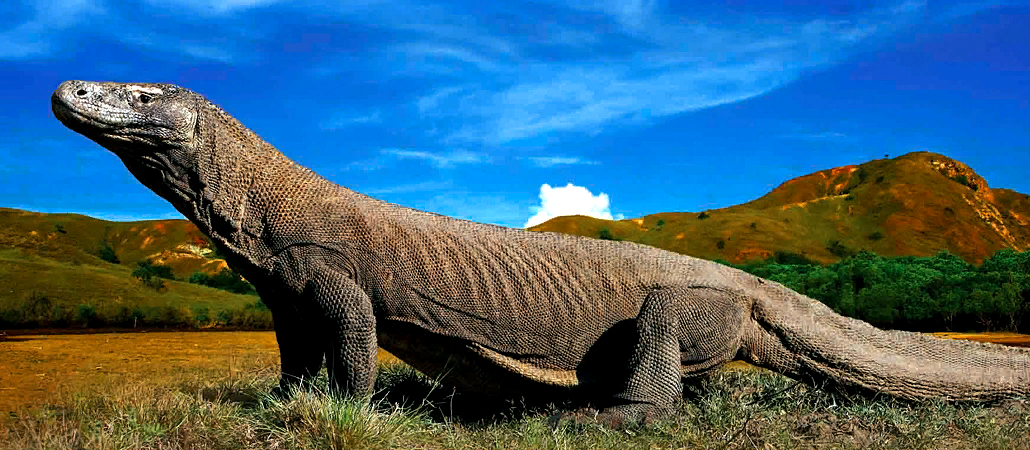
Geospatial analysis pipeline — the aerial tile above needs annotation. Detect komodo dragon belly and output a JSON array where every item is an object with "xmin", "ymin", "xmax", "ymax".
[{"xmin": 377, "ymin": 320, "xmax": 583, "ymax": 397}]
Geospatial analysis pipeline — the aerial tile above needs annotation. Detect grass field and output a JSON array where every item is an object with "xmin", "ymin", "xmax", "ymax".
[{"xmin": 2, "ymin": 331, "xmax": 1028, "ymax": 449}]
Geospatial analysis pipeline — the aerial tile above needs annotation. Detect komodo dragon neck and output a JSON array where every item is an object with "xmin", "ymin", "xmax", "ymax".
[{"xmin": 50, "ymin": 80, "xmax": 366, "ymax": 269}]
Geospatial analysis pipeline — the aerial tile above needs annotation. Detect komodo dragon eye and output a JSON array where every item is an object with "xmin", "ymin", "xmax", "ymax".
[{"xmin": 138, "ymin": 93, "xmax": 153, "ymax": 104}]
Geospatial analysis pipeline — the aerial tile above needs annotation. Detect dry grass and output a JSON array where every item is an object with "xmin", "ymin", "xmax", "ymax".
[
  {"xmin": 2, "ymin": 364, "xmax": 1028, "ymax": 450},
  {"xmin": 3, "ymin": 331, "xmax": 1029, "ymax": 449}
]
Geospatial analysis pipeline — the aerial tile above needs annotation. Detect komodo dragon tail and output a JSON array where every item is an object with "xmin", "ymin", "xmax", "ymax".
[{"xmin": 740, "ymin": 281, "xmax": 1030, "ymax": 401}]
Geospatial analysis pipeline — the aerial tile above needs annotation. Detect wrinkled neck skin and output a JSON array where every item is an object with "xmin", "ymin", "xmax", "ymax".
[{"xmin": 122, "ymin": 109, "xmax": 323, "ymax": 270}]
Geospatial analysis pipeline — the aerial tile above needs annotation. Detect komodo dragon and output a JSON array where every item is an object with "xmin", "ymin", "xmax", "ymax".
[{"xmin": 51, "ymin": 80, "xmax": 1030, "ymax": 426}]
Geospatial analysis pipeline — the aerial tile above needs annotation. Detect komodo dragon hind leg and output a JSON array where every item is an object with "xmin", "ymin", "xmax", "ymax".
[
  {"xmin": 593, "ymin": 289, "xmax": 683, "ymax": 427},
  {"xmin": 592, "ymin": 287, "xmax": 749, "ymax": 427}
]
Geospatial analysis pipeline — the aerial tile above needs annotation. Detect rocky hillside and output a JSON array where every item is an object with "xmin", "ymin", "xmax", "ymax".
[{"xmin": 530, "ymin": 151, "xmax": 1030, "ymax": 264}]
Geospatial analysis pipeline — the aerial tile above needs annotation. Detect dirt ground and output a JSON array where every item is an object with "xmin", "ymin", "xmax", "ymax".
[{"xmin": 1, "ymin": 330, "xmax": 1027, "ymax": 420}]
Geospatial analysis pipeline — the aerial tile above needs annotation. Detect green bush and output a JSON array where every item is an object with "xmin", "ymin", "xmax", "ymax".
[
  {"xmin": 191, "ymin": 305, "xmax": 211, "ymax": 327},
  {"xmin": 716, "ymin": 240, "xmax": 726, "ymax": 250},
  {"xmin": 826, "ymin": 240, "xmax": 857, "ymax": 259},
  {"xmin": 132, "ymin": 260, "xmax": 174, "ymax": 291},
  {"xmin": 597, "ymin": 228, "xmax": 620, "ymax": 241},
  {"xmin": 21, "ymin": 291, "xmax": 53, "ymax": 326},
  {"xmin": 868, "ymin": 231, "xmax": 885, "ymax": 241},
  {"xmin": 97, "ymin": 241, "xmax": 120, "ymax": 264},
  {"xmin": 698, "ymin": 211, "xmax": 711, "ymax": 220},
  {"xmin": 722, "ymin": 248, "xmax": 1030, "ymax": 333},
  {"xmin": 188, "ymin": 268, "xmax": 256, "ymax": 295},
  {"xmin": 75, "ymin": 304, "xmax": 98, "ymax": 327},
  {"xmin": 133, "ymin": 260, "xmax": 175, "ymax": 280}
]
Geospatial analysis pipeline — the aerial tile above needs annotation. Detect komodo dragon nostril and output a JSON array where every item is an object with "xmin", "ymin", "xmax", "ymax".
[{"xmin": 75, "ymin": 89, "xmax": 87, "ymax": 96}]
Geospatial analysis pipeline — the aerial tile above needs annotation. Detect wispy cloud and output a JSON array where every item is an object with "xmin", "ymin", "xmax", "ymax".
[
  {"xmin": 0, "ymin": 0, "xmax": 104, "ymax": 59},
  {"xmin": 349, "ymin": 148, "xmax": 486, "ymax": 170},
  {"xmin": 8, "ymin": 0, "xmax": 1002, "ymax": 147},
  {"xmin": 0, "ymin": 0, "xmax": 264, "ymax": 62},
  {"xmin": 383, "ymin": 149, "xmax": 484, "ymax": 168},
  {"xmin": 527, "ymin": 156, "xmax": 600, "ymax": 168},
  {"xmin": 321, "ymin": 110, "xmax": 382, "ymax": 130}
]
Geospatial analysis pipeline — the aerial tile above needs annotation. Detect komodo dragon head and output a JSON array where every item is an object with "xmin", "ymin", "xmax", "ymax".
[
  {"xmin": 51, "ymin": 81, "xmax": 204, "ymax": 202},
  {"xmin": 51, "ymin": 80, "xmax": 275, "ymax": 236}
]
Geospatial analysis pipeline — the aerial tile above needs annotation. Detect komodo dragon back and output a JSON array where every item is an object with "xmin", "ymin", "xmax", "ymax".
[{"xmin": 51, "ymin": 80, "xmax": 1030, "ymax": 428}]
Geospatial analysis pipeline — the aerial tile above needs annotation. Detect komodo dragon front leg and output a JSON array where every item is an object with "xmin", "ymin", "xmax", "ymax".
[
  {"xmin": 264, "ymin": 300, "xmax": 326, "ymax": 397},
  {"xmin": 267, "ymin": 249, "xmax": 378, "ymax": 397}
]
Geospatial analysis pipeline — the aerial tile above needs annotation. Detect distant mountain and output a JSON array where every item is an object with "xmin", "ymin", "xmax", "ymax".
[{"xmin": 530, "ymin": 151, "xmax": 1030, "ymax": 265}]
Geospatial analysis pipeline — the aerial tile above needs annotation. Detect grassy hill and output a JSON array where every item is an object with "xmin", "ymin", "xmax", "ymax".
[
  {"xmin": 530, "ymin": 151, "xmax": 1030, "ymax": 265},
  {"xmin": 0, "ymin": 248, "xmax": 263, "ymax": 329},
  {"xmin": 0, "ymin": 207, "xmax": 227, "ymax": 278},
  {"xmin": 0, "ymin": 210, "xmax": 260, "ymax": 329}
]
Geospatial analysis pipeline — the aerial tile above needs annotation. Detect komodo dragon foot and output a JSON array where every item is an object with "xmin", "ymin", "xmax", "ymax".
[{"xmin": 549, "ymin": 404, "xmax": 673, "ymax": 429}]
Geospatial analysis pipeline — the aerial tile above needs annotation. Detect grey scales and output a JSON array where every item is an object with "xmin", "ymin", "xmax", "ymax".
[{"xmin": 52, "ymin": 80, "xmax": 1030, "ymax": 427}]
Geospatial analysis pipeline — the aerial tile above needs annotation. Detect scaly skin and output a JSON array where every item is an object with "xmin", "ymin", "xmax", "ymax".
[{"xmin": 51, "ymin": 80, "xmax": 1030, "ymax": 427}]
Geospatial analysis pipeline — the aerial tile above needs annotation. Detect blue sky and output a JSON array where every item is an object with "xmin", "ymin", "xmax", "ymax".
[{"xmin": 1, "ymin": 0, "xmax": 1027, "ymax": 228}]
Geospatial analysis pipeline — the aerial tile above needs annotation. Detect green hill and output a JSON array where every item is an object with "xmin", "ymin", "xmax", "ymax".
[{"xmin": 530, "ymin": 151, "xmax": 1030, "ymax": 265}]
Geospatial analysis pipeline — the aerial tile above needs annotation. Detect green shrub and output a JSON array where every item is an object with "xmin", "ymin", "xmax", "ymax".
[
  {"xmin": 654, "ymin": 219, "xmax": 665, "ymax": 230},
  {"xmin": 133, "ymin": 260, "xmax": 174, "ymax": 291},
  {"xmin": 191, "ymin": 305, "xmax": 211, "ymax": 327},
  {"xmin": 826, "ymin": 240, "xmax": 857, "ymax": 259},
  {"xmin": 597, "ymin": 228, "xmax": 620, "ymax": 241},
  {"xmin": 770, "ymin": 251, "xmax": 820, "ymax": 266},
  {"xmin": 21, "ymin": 291, "xmax": 53, "ymax": 326},
  {"xmin": 75, "ymin": 304, "xmax": 98, "ymax": 327},
  {"xmin": 716, "ymin": 240, "xmax": 726, "ymax": 250},
  {"xmin": 97, "ymin": 241, "xmax": 120, "ymax": 264},
  {"xmin": 188, "ymin": 268, "xmax": 256, "ymax": 295},
  {"xmin": 868, "ymin": 231, "xmax": 885, "ymax": 241},
  {"xmin": 845, "ymin": 194, "xmax": 855, "ymax": 201},
  {"xmin": 133, "ymin": 260, "xmax": 175, "ymax": 280},
  {"xmin": 698, "ymin": 211, "xmax": 711, "ymax": 220},
  {"xmin": 0, "ymin": 309, "xmax": 23, "ymax": 328}
]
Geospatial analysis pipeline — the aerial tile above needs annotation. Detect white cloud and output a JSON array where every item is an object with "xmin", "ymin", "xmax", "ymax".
[
  {"xmin": 374, "ymin": 149, "xmax": 485, "ymax": 168},
  {"xmin": 524, "ymin": 183, "xmax": 617, "ymax": 228}
]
